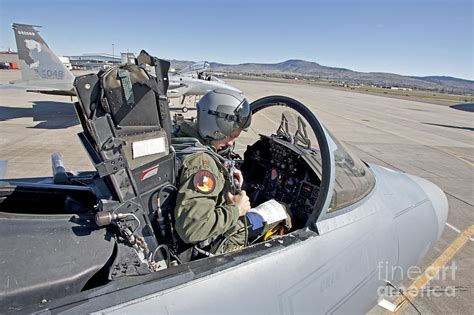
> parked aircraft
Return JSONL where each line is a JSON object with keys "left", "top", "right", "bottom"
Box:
{"left": 9, "top": 23, "right": 240, "bottom": 111}
{"left": 149, "top": 59, "right": 241, "bottom": 111}
{"left": 173, "top": 60, "right": 210, "bottom": 75}
{"left": 10, "top": 23, "right": 76, "bottom": 96}
{"left": 0, "top": 53, "right": 447, "bottom": 314}
{"left": 167, "top": 73, "right": 241, "bottom": 111}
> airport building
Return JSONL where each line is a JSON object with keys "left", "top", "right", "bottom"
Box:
{"left": 65, "top": 53, "right": 122, "bottom": 70}
{"left": 0, "top": 50, "right": 19, "bottom": 69}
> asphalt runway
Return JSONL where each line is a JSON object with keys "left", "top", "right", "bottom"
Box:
{"left": 0, "top": 70, "right": 472, "bottom": 314}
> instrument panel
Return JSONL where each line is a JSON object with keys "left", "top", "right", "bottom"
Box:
{"left": 241, "top": 136, "right": 321, "bottom": 227}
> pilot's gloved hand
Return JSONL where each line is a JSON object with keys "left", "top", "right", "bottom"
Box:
{"left": 227, "top": 191, "right": 251, "bottom": 217}
{"left": 233, "top": 169, "right": 244, "bottom": 188}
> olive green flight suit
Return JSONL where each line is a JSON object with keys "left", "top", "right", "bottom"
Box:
{"left": 174, "top": 120, "right": 247, "bottom": 253}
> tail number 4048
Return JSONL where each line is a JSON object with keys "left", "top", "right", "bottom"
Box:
{"left": 40, "top": 69, "right": 64, "bottom": 80}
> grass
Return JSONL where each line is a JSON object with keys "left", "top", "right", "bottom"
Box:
{"left": 225, "top": 74, "right": 473, "bottom": 106}
{"left": 346, "top": 85, "right": 473, "bottom": 105}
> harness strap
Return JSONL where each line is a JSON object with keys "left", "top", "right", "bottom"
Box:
{"left": 118, "top": 69, "right": 135, "bottom": 106}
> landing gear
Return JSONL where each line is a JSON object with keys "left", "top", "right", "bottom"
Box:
{"left": 180, "top": 96, "right": 191, "bottom": 113}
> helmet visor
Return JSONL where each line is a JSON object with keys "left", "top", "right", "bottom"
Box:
{"left": 234, "top": 99, "right": 252, "bottom": 131}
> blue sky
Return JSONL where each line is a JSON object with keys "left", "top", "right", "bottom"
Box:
{"left": 1, "top": 0, "right": 472, "bottom": 80}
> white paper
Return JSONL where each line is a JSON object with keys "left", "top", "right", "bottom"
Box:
{"left": 132, "top": 137, "right": 166, "bottom": 159}
{"left": 249, "top": 199, "right": 288, "bottom": 225}
{"left": 377, "top": 298, "right": 404, "bottom": 312}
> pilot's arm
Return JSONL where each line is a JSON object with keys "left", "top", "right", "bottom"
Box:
{"left": 174, "top": 153, "right": 240, "bottom": 244}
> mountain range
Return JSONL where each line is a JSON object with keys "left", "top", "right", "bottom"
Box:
{"left": 170, "top": 59, "right": 473, "bottom": 94}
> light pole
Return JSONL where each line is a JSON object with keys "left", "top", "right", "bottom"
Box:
{"left": 112, "top": 44, "right": 115, "bottom": 60}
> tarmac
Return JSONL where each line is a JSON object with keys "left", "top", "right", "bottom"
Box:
{"left": 0, "top": 69, "right": 472, "bottom": 314}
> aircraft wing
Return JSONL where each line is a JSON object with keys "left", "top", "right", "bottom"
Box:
{"left": 168, "top": 82, "right": 188, "bottom": 90}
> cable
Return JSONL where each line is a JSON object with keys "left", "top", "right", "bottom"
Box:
{"left": 244, "top": 217, "right": 248, "bottom": 247}
{"left": 194, "top": 246, "right": 214, "bottom": 257}
{"left": 153, "top": 244, "right": 171, "bottom": 266}
{"left": 169, "top": 250, "right": 183, "bottom": 265}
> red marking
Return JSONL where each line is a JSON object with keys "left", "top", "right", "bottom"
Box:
{"left": 141, "top": 164, "right": 160, "bottom": 181}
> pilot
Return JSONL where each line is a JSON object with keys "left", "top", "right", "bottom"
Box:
{"left": 174, "top": 89, "right": 253, "bottom": 255}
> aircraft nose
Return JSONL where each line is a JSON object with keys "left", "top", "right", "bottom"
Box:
{"left": 408, "top": 175, "right": 449, "bottom": 240}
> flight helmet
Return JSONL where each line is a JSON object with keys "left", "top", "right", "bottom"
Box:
{"left": 197, "top": 89, "right": 252, "bottom": 141}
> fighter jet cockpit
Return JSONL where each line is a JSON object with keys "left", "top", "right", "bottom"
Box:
{"left": 238, "top": 97, "right": 375, "bottom": 227}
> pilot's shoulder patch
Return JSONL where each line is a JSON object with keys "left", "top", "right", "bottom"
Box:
{"left": 192, "top": 170, "right": 216, "bottom": 194}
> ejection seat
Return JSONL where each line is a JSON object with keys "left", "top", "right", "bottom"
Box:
{"left": 73, "top": 51, "right": 177, "bottom": 277}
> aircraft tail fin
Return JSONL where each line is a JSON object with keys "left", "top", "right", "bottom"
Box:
{"left": 12, "top": 23, "right": 75, "bottom": 89}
